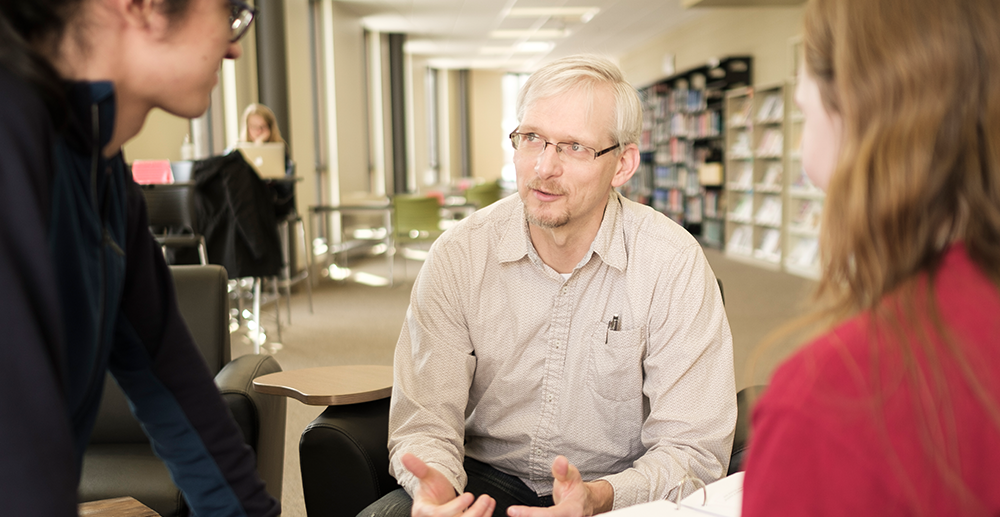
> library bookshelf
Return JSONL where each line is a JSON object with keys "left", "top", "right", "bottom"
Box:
{"left": 724, "top": 83, "right": 785, "bottom": 270}
{"left": 628, "top": 56, "right": 752, "bottom": 249}
{"left": 783, "top": 77, "right": 823, "bottom": 279}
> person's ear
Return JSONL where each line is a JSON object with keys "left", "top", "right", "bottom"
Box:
{"left": 610, "top": 143, "right": 640, "bottom": 188}
{"left": 114, "top": 0, "right": 170, "bottom": 37}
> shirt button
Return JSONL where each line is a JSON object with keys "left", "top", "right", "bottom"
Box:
{"left": 546, "top": 394, "right": 553, "bottom": 402}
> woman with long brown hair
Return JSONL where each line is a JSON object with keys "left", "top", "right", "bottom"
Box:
{"left": 742, "top": 0, "right": 1000, "bottom": 514}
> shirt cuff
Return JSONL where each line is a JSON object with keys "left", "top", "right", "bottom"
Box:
{"left": 397, "top": 461, "right": 465, "bottom": 500}
{"left": 598, "top": 469, "right": 648, "bottom": 511}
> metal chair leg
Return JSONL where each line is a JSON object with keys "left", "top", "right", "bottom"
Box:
{"left": 252, "top": 277, "right": 262, "bottom": 355}
{"left": 295, "top": 216, "right": 314, "bottom": 313}
{"left": 279, "top": 219, "right": 293, "bottom": 324}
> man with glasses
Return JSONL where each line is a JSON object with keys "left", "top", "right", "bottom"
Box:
{"left": 375, "top": 55, "right": 736, "bottom": 517}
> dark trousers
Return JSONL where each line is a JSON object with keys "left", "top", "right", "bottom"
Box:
{"left": 358, "top": 457, "right": 554, "bottom": 517}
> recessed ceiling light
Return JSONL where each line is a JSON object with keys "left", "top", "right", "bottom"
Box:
{"left": 490, "top": 29, "right": 569, "bottom": 39}
{"left": 480, "top": 41, "right": 555, "bottom": 55}
{"left": 506, "top": 7, "right": 600, "bottom": 23}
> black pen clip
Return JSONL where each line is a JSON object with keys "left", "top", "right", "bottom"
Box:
{"left": 605, "top": 314, "right": 620, "bottom": 343}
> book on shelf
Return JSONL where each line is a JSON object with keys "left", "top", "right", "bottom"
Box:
{"left": 755, "top": 228, "right": 781, "bottom": 262}
{"left": 758, "top": 163, "right": 783, "bottom": 191}
{"left": 729, "top": 131, "right": 751, "bottom": 158}
{"left": 756, "top": 93, "right": 784, "bottom": 123}
{"left": 787, "top": 236, "right": 820, "bottom": 268}
{"left": 754, "top": 195, "right": 782, "bottom": 227}
{"left": 704, "top": 190, "right": 720, "bottom": 218}
{"left": 729, "top": 162, "right": 753, "bottom": 190}
{"left": 702, "top": 220, "right": 724, "bottom": 245}
{"left": 755, "top": 129, "right": 784, "bottom": 157}
{"left": 694, "top": 111, "right": 721, "bottom": 138}
{"left": 792, "top": 199, "right": 824, "bottom": 232}
{"left": 652, "top": 189, "right": 668, "bottom": 213}
{"left": 791, "top": 169, "right": 819, "bottom": 190}
{"left": 730, "top": 195, "right": 753, "bottom": 221}
{"left": 685, "top": 170, "right": 701, "bottom": 196}
{"left": 686, "top": 196, "right": 703, "bottom": 223}
{"left": 727, "top": 225, "right": 754, "bottom": 255}
{"left": 729, "top": 98, "right": 752, "bottom": 127}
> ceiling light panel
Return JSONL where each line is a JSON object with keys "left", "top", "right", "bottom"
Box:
{"left": 506, "top": 7, "right": 601, "bottom": 22}
{"left": 490, "top": 29, "right": 569, "bottom": 39}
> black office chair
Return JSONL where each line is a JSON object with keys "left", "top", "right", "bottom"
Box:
{"left": 142, "top": 183, "right": 208, "bottom": 265}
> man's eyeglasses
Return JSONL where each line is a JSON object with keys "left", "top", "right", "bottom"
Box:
{"left": 230, "top": 0, "right": 257, "bottom": 43}
{"left": 509, "top": 131, "right": 619, "bottom": 163}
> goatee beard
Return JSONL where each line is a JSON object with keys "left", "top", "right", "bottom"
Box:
{"left": 523, "top": 179, "right": 569, "bottom": 228}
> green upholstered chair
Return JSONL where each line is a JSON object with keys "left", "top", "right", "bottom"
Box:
{"left": 392, "top": 195, "right": 443, "bottom": 279}
{"left": 464, "top": 180, "right": 503, "bottom": 209}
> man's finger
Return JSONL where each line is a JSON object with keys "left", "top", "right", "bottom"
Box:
{"left": 464, "top": 494, "right": 496, "bottom": 517}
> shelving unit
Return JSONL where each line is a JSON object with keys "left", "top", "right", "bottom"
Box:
{"left": 723, "top": 87, "right": 757, "bottom": 261}
{"left": 783, "top": 81, "right": 823, "bottom": 279}
{"left": 781, "top": 36, "right": 824, "bottom": 280}
{"left": 629, "top": 57, "right": 752, "bottom": 248}
{"left": 724, "top": 83, "right": 786, "bottom": 269}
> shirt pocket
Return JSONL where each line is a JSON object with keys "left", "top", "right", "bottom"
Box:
{"left": 587, "top": 321, "right": 645, "bottom": 402}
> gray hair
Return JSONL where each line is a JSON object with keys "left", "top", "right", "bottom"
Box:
{"left": 516, "top": 54, "right": 642, "bottom": 152}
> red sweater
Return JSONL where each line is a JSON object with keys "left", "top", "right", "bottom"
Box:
{"left": 743, "top": 244, "right": 1000, "bottom": 516}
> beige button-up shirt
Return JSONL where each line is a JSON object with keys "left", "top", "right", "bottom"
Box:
{"left": 388, "top": 191, "right": 736, "bottom": 510}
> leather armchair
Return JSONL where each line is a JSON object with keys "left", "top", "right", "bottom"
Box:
{"left": 79, "top": 265, "right": 286, "bottom": 516}
{"left": 299, "top": 386, "right": 763, "bottom": 517}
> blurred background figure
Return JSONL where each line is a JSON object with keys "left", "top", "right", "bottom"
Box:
{"left": 239, "top": 103, "right": 296, "bottom": 217}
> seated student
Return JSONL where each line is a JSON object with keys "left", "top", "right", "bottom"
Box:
{"left": 365, "top": 55, "right": 736, "bottom": 517}
{"left": 0, "top": 0, "right": 278, "bottom": 514}
{"left": 742, "top": 0, "right": 1000, "bottom": 515}
{"left": 239, "top": 103, "right": 296, "bottom": 217}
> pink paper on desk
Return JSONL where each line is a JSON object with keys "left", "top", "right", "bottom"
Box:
{"left": 132, "top": 159, "right": 174, "bottom": 184}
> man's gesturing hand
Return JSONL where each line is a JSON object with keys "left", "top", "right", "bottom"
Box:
{"left": 402, "top": 453, "right": 496, "bottom": 517}
{"left": 506, "top": 456, "right": 614, "bottom": 517}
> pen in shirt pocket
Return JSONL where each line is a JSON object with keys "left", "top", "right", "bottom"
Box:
{"left": 605, "top": 314, "right": 620, "bottom": 343}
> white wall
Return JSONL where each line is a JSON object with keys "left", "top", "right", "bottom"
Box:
{"left": 283, "top": 0, "right": 317, "bottom": 219}
{"left": 331, "top": 3, "right": 370, "bottom": 198}
{"left": 619, "top": 7, "right": 805, "bottom": 88}
{"left": 469, "top": 69, "right": 505, "bottom": 182}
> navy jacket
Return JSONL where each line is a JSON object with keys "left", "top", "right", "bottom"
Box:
{"left": 0, "top": 66, "right": 279, "bottom": 516}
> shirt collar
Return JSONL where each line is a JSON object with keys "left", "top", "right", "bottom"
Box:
{"left": 63, "top": 81, "right": 116, "bottom": 154}
{"left": 496, "top": 191, "right": 628, "bottom": 273}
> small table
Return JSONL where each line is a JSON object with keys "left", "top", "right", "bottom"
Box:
{"left": 252, "top": 364, "right": 393, "bottom": 406}
{"left": 78, "top": 497, "right": 159, "bottom": 516}
{"left": 251, "top": 365, "right": 396, "bottom": 517}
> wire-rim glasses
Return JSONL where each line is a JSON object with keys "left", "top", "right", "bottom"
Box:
{"left": 509, "top": 130, "right": 619, "bottom": 163}
{"left": 230, "top": 0, "right": 257, "bottom": 43}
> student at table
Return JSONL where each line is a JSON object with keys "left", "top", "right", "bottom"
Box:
{"left": 239, "top": 102, "right": 296, "bottom": 217}
{"left": 742, "top": 0, "right": 1000, "bottom": 515}
{"left": 0, "top": 0, "right": 278, "bottom": 514}
{"left": 368, "top": 54, "right": 736, "bottom": 517}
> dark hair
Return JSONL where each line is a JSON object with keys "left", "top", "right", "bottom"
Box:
{"left": 0, "top": 0, "right": 81, "bottom": 118}
{"left": 0, "top": 0, "right": 192, "bottom": 120}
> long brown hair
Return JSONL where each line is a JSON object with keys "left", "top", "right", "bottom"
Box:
{"left": 240, "top": 103, "right": 287, "bottom": 147}
{"left": 800, "top": 0, "right": 1000, "bottom": 512}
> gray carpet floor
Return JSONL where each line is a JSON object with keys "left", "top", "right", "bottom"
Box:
{"left": 231, "top": 246, "right": 817, "bottom": 516}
